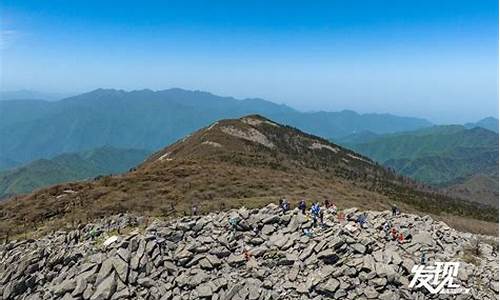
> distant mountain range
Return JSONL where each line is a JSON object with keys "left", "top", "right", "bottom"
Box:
{"left": 465, "top": 117, "right": 499, "bottom": 133}
{"left": 338, "top": 125, "right": 498, "bottom": 207}
{"left": 0, "top": 88, "right": 497, "bottom": 208}
{"left": 0, "top": 90, "right": 73, "bottom": 101}
{"left": 0, "top": 156, "right": 19, "bottom": 171}
{"left": 0, "top": 88, "right": 432, "bottom": 166}
{"left": 0, "top": 146, "right": 149, "bottom": 199}
{"left": 1, "top": 115, "right": 495, "bottom": 240}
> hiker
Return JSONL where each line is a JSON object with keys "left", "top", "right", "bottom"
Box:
{"left": 244, "top": 249, "right": 252, "bottom": 261}
{"left": 319, "top": 209, "right": 325, "bottom": 226}
{"left": 280, "top": 198, "right": 290, "bottom": 212}
{"left": 330, "top": 201, "right": 337, "bottom": 215}
{"left": 298, "top": 199, "right": 307, "bottom": 214}
{"left": 192, "top": 204, "right": 198, "bottom": 216}
{"left": 392, "top": 205, "right": 401, "bottom": 216}
{"left": 381, "top": 222, "right": 392, "bottom": 240}
{"left": 356, "top": 213, "right": 368, "bottom": 228}
{"left": 303, "top": 228, "right": 314, "bottom": 237}
{"left": 397, "top": 232, "right": 405, "bottom": 243}
{"left": 382, "top": 221, "right": 391, "bottom": 233}
{"left": 324, "top": 200, "right": 331, "bottom": 209}
{"left": 252, "top": 225, "right": 259, "bottom": 235}
{"left": 390, "top": 227, "right": 398, "bottom": 240}
{"left": 420, "top": 251, "right": 427, "bottom": 264}
{"left": 330, "top": 202, "right": 337, "bottom": 215}
{"left": 279, "top": 198, "right": 284, "bottom": 209}
{"left": 89, "top": 228, "right": 98, "bottom": 240}
{"left": 337, "top": 212, "right": 345, "bottom": 222}
{"left": 311, "top": 202, "right": 321, "bottom": 227}
{"left": 228, "top": 216, "right": 240, "bottom": 231}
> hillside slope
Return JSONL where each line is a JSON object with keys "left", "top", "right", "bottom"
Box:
{"left": 0, "top": 156, "right": 19, "bottom": 171}
{"left": 0, "top": 88, "right": 431, "bottom": 165}
{"left": 0, "top": 146, "right": 150, "bottom": 199}
{"left": 0, "top": 115, "right": 495, "bottom": 239}
{"left": 465, "top": 117, "right": 499, "bottom": 133}
{"left": 443, "top": 174, "right": 499, "bottom": 204}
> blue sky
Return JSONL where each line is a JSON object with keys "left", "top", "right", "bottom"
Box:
{"left": 0, "top": 0, "right": 498, "bottom": 123}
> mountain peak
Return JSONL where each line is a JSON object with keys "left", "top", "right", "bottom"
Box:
{"left": 239, "top": 114, "right": 281, "bottom": 126}
{"left": 143, "top": 114, "right": 376, "bottom": 172}
{"left": 78, "top": 88, "right": 127, "bottom": 98}
{"left": 1, "top": 115, "right": 496, "bottom": 243}
{"left": 465, "top": 117, "right": 499, "bottom": 133}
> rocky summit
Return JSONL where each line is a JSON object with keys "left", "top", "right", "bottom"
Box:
{"left": 1, "top": 115, "right": 497, "bottom": 242}
{"left": 0, "top": 205, "right": 498, "bottom": 300}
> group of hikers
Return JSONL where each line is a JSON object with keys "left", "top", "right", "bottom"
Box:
{"left": 222, "top": 197, "right": 406, "bottom": 244}
{"left": 279, "top": 197, "right": 338, "bottom": 228}
{"left": 279, "top": 198, "right": 407, "bottom": 242}
{"left": 381, "top": 219, "right": 406, "bottom": 242}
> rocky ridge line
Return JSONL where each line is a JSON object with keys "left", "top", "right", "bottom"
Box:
{"left": 0, "top": 205, "right": 498, "bottom": 300}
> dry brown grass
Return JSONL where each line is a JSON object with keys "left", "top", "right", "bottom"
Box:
{"left": 0, "top": 159, "right": 496, "bottom": 240}
{"left": 0, "top": 116, "right": 497, "bottom": 240}
{"left": 438, "top": 215, "right": 498, "bottom": 236}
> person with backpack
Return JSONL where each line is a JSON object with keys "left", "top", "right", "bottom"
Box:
{"left": 281, "top": 198, "right": 290, "bottom": 212}
{"left": 337, "top": 211, "right": 345, "bottom": 222}
{"left": 392, "top": 205, "right": 401, "bottom": 216}
{"left": 420, "top": 251, "right": 427, "bottom": 264}
{"left": 356, "top": 212, "right": 368, "bottom": 228}
{"left": 397, "top": 232, "right": 405, "bottom": 243}
{"left": 298, "top": 199, "right": 307, "bottom": 214}
{"left": 229, "top": 216, "right": 240, "bottom": 232}
{"left": 382, "top": 220, "right": 391, "bottom": 233}
{"left": 390, "top": 227, "right": 398, "bottom": 240}
{"left": 324, "top": 199, "right": 331, "bottom": 209}
{"left": 311, "top": 202, "right": 321, "bottom": 227}
{"left": 319, "top": 209, "right": 325, "bottom": 226}
{"left": 89, "top": 228, "right": 97, "bottom": 240}
{"left": 279, "top": 198, "right": 290, "bottom": 213}
{"left": 331, "top": 202, "right": 337, "bottom": 215}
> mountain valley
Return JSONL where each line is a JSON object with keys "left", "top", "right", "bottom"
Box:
{"left": 0, "top": 147, "right": 150, "bottom": 200}
{"left": 339, "top": 125, "right": 499, "bottom": 208}
{"left": 0, "top": 115, "right": 496, "bottom": 241}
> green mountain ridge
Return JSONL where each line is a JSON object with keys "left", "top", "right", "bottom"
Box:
{"left": 343, "top": 126, "right": 497, "bottom": 162}
{"left": 0, "top": 146, "right": 150, "bottom": 199}
{"left": 0, "top": 88, "right": 432, "bottom": 165}
{"left": 465, "top": 117, "right": 499, "bottom": 133}
{"left": 1, "top": 115, "right": 496, "bottom": 241}
{"left": 339, "top": 125, "right": 499, "bottom": 207}
{"left": 0, "top": 156, "right": 20, "bottom": 171}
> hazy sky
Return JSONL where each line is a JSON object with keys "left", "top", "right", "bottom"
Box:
{"left": 1, "top": 0, "right": 498, "bottom": 123}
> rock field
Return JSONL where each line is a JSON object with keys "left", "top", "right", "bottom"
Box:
{"left": 0, "top": 204, "right": 498, "bottom": 300}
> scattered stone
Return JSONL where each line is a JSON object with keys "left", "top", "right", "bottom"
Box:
{"left": 317, "top": 278, "right": 340, "bottom": 295}
{"left": 412, "top": 232, "right": 434, "bottom": 246}
{"left": 90, "top": 272, "right": 117, "bottom": 300}
{"left": 351, "top": 243, "right": 366, "bottom": 254}
{"left": 364, "top": 286, "right": 379, "bottom": 298}
{"left": 103, "top": 236, "right": 119, "bottom": 247}
{"left": 196, "top": 283, "right": 212, "bottom": 298}
{"left": 0, "top": 207, "right": 497, "bottom": 300}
